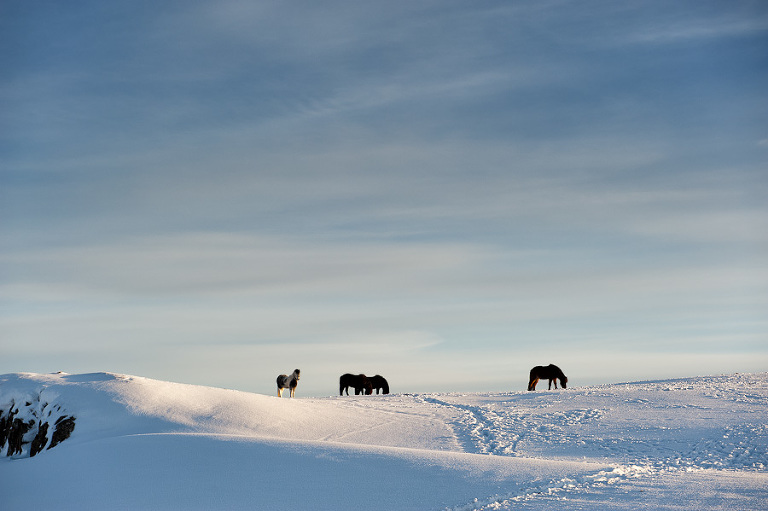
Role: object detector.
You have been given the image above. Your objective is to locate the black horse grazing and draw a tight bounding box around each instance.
[528,364,567,391]
[339,373,373,396]
[368,375,389,394]
[276,369,301,398]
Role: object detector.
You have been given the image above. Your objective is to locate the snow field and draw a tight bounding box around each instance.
[1,371,766,510]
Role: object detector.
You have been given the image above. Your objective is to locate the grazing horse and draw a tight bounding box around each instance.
[528,364,567,391]
[339,373,373,396]
[368,375,390,394]
[276,369,301,398]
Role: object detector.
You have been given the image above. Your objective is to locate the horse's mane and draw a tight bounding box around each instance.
[370,375,389,393]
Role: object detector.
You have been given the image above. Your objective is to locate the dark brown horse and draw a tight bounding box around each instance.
[368,375,389,394]
[339,373,373,396]
[528,364,567,391]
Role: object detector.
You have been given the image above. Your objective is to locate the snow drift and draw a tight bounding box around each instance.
[1,371,766,510]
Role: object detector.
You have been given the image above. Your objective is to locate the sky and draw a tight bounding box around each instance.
[1,0,767,397]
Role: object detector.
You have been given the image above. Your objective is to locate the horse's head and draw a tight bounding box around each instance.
[294,369,301,380]
[561,376,568,389]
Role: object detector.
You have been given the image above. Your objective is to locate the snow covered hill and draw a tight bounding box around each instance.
[1,371,766,510]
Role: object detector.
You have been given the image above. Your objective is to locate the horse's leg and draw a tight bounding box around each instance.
[290,387,295,398]
[548,379,553,390]
[277,387,282,398]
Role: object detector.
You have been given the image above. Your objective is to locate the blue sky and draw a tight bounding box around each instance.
[2,1,767,396]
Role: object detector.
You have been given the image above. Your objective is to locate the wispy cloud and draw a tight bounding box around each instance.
[0,233,491,297]
[627,16,768,44]
[2,0,766,393]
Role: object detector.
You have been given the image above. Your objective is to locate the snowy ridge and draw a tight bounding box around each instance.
[1,371,767,510]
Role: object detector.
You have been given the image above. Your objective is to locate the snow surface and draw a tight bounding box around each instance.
[1,371,766,510]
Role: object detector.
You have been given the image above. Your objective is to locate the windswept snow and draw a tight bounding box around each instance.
[1,372,766,510]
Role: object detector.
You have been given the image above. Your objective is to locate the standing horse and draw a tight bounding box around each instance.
[276,369,301,398]
[368,375,390,394]
[339,373,373,396]
[528,364,567,391]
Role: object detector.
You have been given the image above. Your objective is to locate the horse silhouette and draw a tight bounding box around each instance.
[339,373,373,396]
[276,369,301,398]
[528,364,567,391]
[368,375,389,394]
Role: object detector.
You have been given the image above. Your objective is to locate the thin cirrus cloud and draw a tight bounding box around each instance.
[1,0,766,394]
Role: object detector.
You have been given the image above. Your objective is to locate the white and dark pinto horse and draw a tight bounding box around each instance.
[339,373,373,396]
[368,375,389,394]
[528,364,567,391]
[276,369,301,398]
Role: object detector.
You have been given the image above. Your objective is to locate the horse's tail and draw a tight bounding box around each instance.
[340,374,352,395]
[528,367,539,391]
